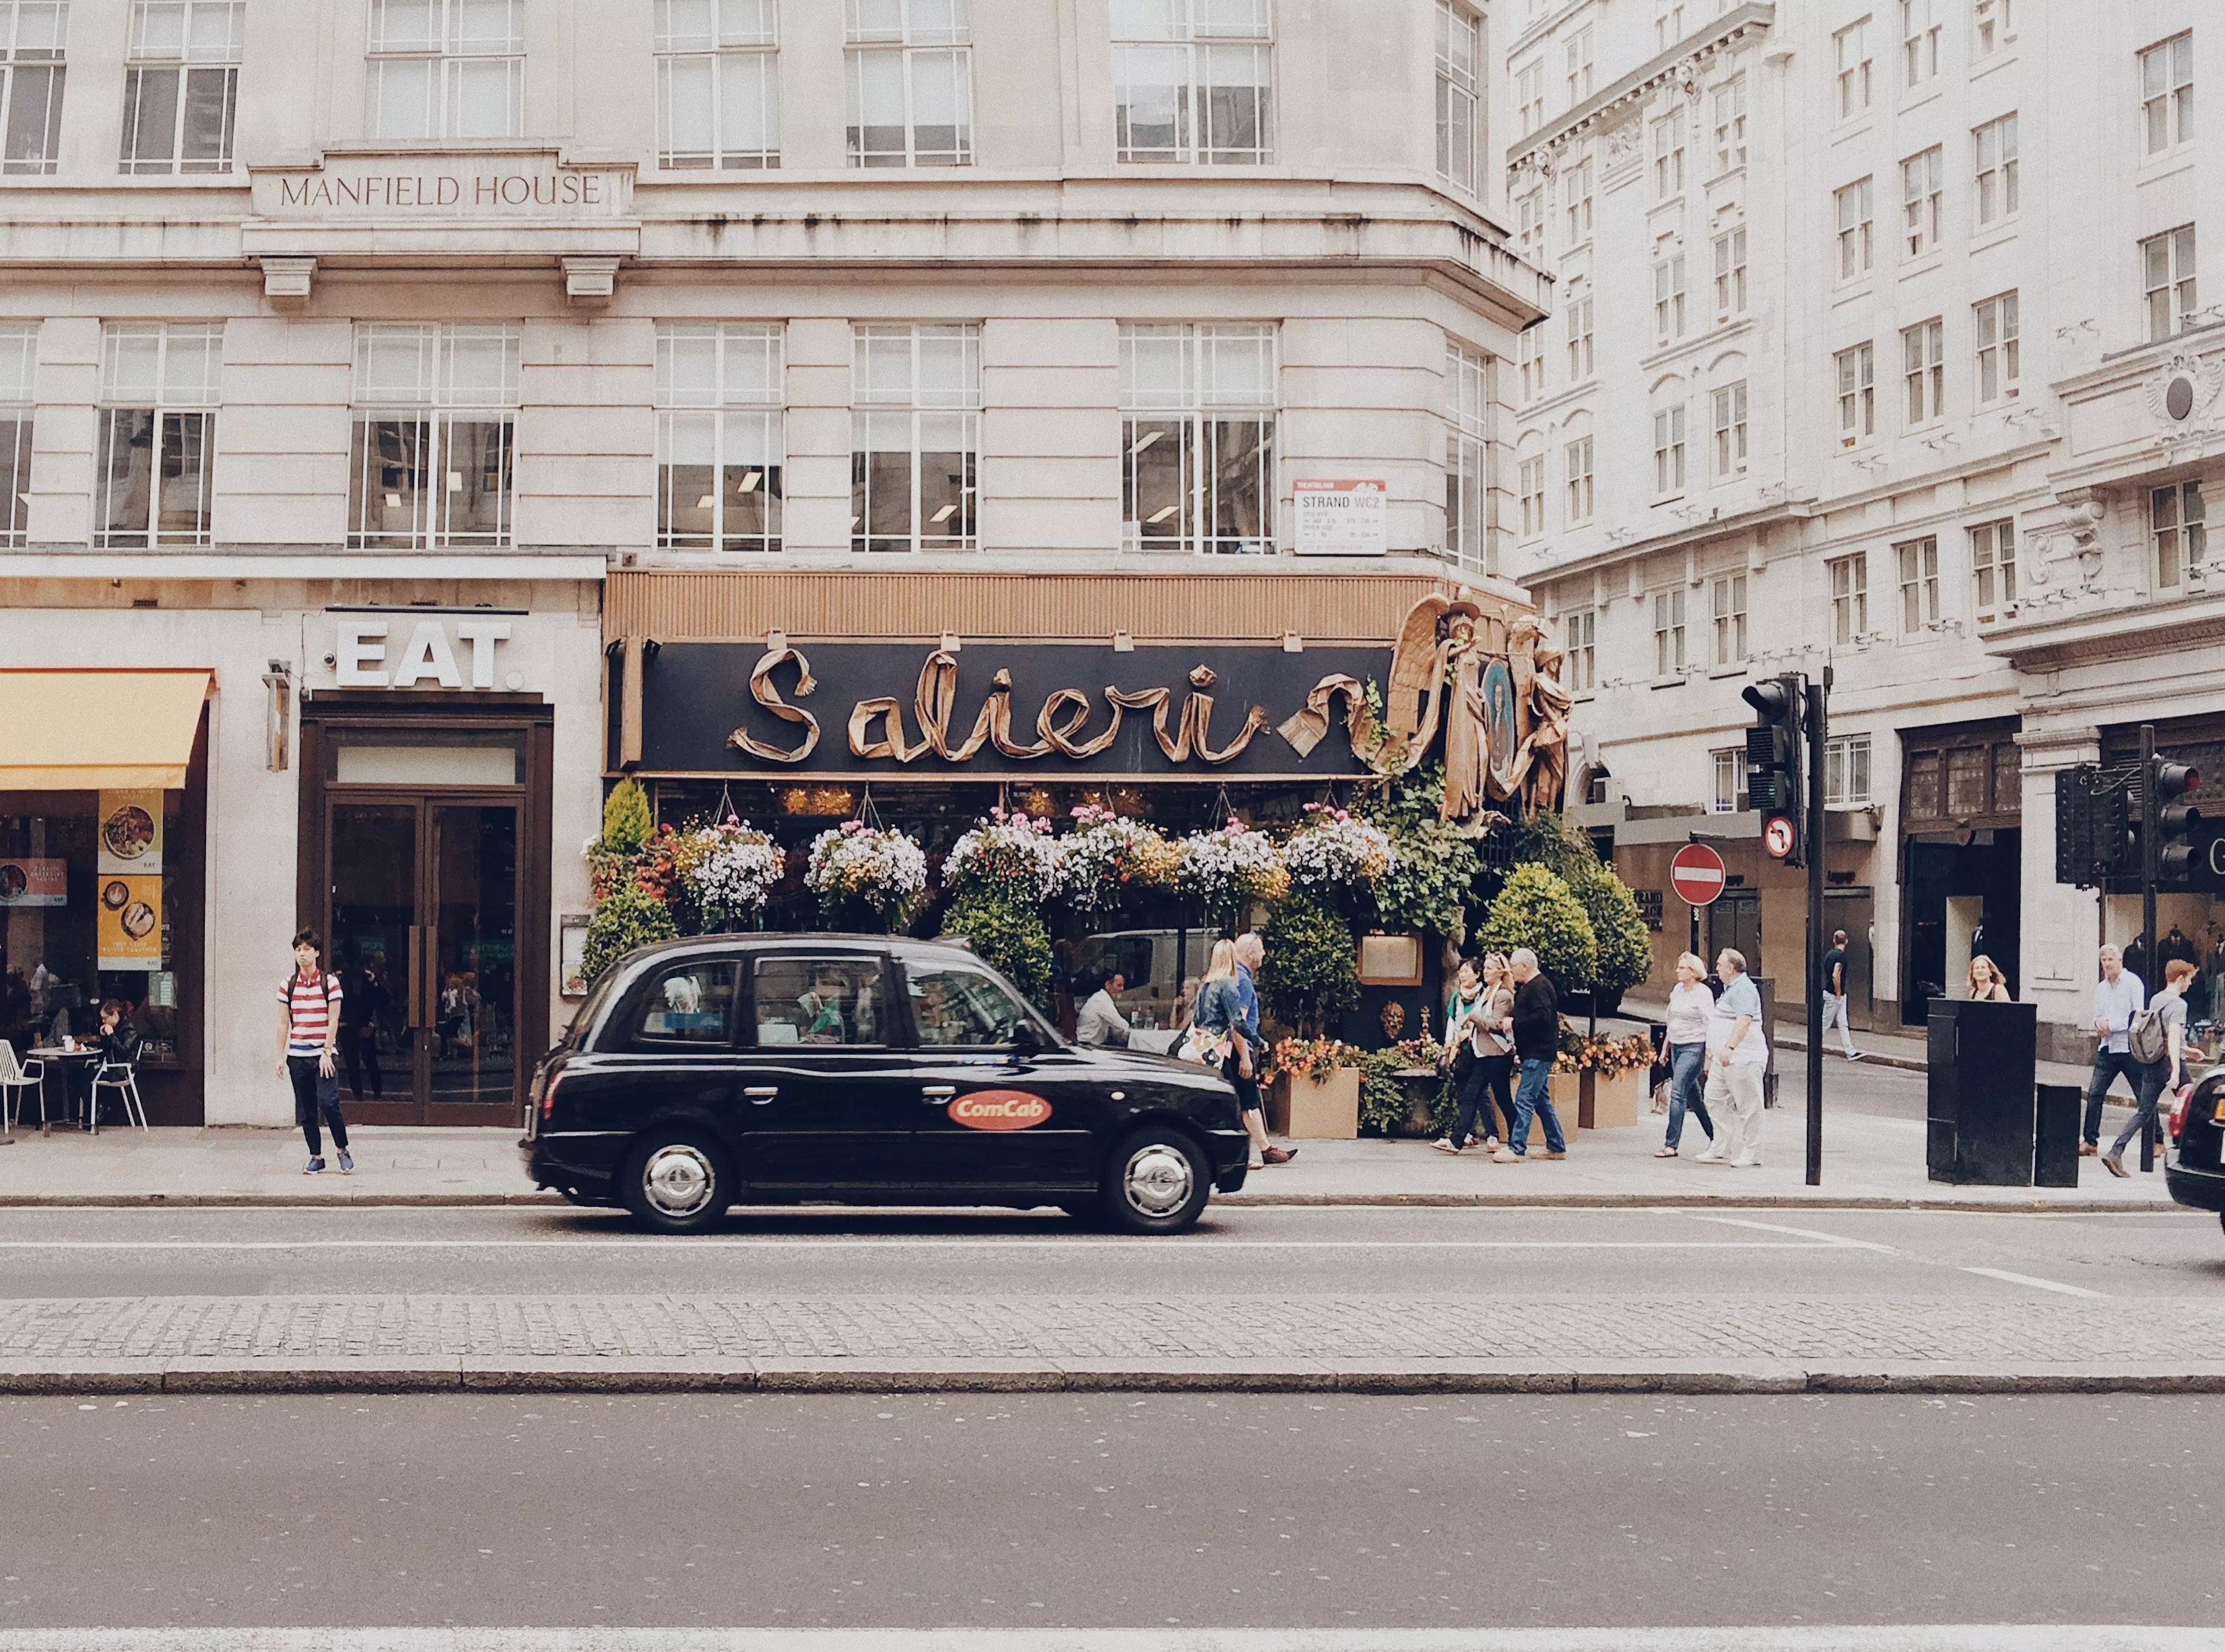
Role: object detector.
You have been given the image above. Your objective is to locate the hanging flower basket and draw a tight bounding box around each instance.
[1054,804,1183,916]
[1177,816,1290,931]
[671,818,785,933]
[805,819,928,932]
[942,807,1061,906]
[1281,803,1397,900]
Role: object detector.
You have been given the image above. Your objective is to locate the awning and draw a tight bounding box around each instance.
[0,669,214,790]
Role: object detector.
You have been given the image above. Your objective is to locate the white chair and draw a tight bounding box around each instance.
[0,1041,43,1130]
[88,1057,147,1131]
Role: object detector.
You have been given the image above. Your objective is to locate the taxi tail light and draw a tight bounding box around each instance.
[537,1069,565,1123]
[2168,1084,2191,1142]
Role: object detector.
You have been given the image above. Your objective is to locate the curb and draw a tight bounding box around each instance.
[5,1358,2225,1397]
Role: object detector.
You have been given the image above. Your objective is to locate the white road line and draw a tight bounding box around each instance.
[0,1237,1848,1252]
[1960,1265,2106,1298]
[1685,1214,1900,1252]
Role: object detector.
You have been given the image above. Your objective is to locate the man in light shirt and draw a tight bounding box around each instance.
[1075,970,1133,1049]
[2081,944,2148,1157]
[1697,948,1769,1168]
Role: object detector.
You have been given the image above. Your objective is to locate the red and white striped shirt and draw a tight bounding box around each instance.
[279,970,342,1056]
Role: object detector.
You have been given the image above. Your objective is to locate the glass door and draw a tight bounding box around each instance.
[428,803,518,1113]
[329,802,418,1121]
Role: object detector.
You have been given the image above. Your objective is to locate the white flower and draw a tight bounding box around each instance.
[1176,817,1289,911]
[1282,804,1397,892]
[943,810,1061,904]
[805,822,929,919]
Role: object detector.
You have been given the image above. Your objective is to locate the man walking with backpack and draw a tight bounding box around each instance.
[2103,956,2193,1177]
[2081,944,2146,1158]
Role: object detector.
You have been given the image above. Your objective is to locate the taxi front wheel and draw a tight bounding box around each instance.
[620,1127,732,1234]
[1100,1126,1211,1235]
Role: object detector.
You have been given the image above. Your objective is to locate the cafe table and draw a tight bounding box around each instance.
[26,1046,104,1133]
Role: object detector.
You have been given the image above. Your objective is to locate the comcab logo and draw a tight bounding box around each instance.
[948,1089,1053,1131]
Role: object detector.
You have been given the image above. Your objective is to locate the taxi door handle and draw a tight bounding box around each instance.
[743,1085,779,1103]
[921,1084,957,1100]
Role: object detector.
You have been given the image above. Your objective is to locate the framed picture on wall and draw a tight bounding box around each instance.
[1356,933,1424,987]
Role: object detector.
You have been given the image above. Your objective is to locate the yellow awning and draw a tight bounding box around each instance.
[0,669,214,791]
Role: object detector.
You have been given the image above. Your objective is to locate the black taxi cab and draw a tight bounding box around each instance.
[522,935,1251,1234]
[2166,1069,2225,1240]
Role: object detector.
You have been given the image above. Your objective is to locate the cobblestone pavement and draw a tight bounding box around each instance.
[5,1293,2225,1366]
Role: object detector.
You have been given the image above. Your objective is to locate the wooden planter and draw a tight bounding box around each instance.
[1545,1071,1586,1135]
[1269,1067,1362,1139]
[1588,1068,1647,1129]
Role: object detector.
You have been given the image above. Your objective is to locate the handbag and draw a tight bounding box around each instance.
[1181,1024,1231,1065]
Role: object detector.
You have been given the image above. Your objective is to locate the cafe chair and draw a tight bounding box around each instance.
[88,1055,148,1132]
[0,1042,43,1130]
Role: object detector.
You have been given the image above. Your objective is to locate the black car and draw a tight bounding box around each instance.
[2166,1068,2225,1238]
[523,935,1251,1234]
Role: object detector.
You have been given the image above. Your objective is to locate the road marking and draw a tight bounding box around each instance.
[0,1237,1851,1252]
[1959,1265,2105,1298]
[1685,1215,1900,1252]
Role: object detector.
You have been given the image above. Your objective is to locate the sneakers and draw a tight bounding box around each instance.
[1539,1148,1567,1160]
[1843,1050,1864,1061]
[1694,1146,1727,1163]
[303,1156,325,1175]
[2078,1142,2099,1157]
[1490,1147,1523,1164]
[2101,1152,2129,1179]
[337,1150,354,1175]
[1727,1154,1761,1168]
[1432,1137,1462,1155]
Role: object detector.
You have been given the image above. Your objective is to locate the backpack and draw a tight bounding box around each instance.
[2127,1004,2171,1065]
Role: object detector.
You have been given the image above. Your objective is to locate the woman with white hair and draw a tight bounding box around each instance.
[1657,951,1717,1158]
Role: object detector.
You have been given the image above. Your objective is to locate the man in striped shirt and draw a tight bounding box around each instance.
[277,927,352,1175]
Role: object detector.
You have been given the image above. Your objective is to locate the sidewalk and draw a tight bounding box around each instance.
[0,1105,2182,1212]
[1617,995,2102,1086]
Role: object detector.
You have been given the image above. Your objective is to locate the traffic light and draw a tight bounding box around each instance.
[2153,756,2201,882]
[1741,674,1806,867]
[2055,764,2137,888]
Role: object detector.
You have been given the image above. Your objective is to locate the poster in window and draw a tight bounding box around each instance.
[0,858,66,906]
[96,789,164,875]
[559,913,591,998]
[98,875,163,970]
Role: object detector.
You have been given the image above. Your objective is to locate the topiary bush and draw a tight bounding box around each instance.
[1256,894,1362,1038]
[1575,863,1653,1000]
[939,894,1053,1010]
[600,777,653,855]
[1475,862,1597,991]
[580,880,677,985]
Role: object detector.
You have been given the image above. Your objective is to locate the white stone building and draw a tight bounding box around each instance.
[0,0,1539,1125]
[1499,0,2222,1060]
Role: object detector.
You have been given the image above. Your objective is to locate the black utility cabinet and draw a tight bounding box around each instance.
[1927,999,2040,1185]
[2034,1082,2083,1188]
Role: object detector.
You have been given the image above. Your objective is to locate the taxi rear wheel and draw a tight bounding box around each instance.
[620,1127,731,1235]
[1100,1126,1210,1235]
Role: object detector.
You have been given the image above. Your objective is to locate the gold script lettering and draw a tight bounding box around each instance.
[728,647,820,764]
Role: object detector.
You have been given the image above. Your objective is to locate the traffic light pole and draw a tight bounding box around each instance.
[1805,669,1830,1187]
[2140,722,2158,1173]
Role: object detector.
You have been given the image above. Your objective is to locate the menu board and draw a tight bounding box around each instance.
[97,874,163,970]
[96,790,164,875]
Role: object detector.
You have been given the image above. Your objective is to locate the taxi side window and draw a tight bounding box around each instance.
[630,962,739,1048]
[906,960,1027,1049]
[754,956,887,1047]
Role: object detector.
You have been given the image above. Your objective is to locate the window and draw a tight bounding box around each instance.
[1972,113,2018,227]
[1712,75,1746,171]
[630,961,739,1047]
[1711,381,1748,479]
[1825,734,1873,806]
[95,322,220,550]
[1121,321,1274,555]
[1837,177,1875,279]
[1713,224,1747,320]
[367,0,521,141]
[855,322,981,554]
[347,323,519,550]
[1902,145,1941,257]
[1564,435,1594,525]
[1828,552,1869,644]
[1562,607,1595,692]
[655,0,779,169]
[2153,480,2205,589]
[2141,32,2193,157]
[1655,0,1685,52]
[1901,0,1939,90]
[1435,1,1478,191]
[0,0,67,174]
[1652,587,1687,679]
[1835,18,1871,120]
[1901,318,1944,426]
[1653,249,1687,344]
[1969,518,2016,616]
[754,954,888,1047]
[2144,225,2198,343]
[0,322,32,548]
[1444,342,1487,569]
[120,0,242,174]
[1564,155,1593,243]
[851,0,972,167]
[1711,748,1750,813]
[1564,24,1593,104]
[1973,290,2018,404]
[1517,455,1546,539]
[1517,321,1546,403]
[1897,536,1940,632]
[1711,571,1747,665]
[1565,288,1595,380]
[1836,342,1875,446]
[1515,57,1543,132]
[1651,106,1685,199]
[656,322,785,553]
[1516,187,1546,261]
[1973,0,2012,57]
[907,955,1030,1048]
[1653,405,1686,496]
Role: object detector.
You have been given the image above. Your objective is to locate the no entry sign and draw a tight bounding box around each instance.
[1670,842,1727,907]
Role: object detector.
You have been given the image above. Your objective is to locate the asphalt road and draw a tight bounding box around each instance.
[1,1203,2220,1301]
[0,1390,2218,1631]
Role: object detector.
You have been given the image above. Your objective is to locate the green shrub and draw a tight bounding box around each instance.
[600,777,653,854]
[940,894,1053,1010]
[1475,863,1597,991]
[1576,863,1653,997]
[580,880,677,985]
[1358,764,1486,938]
[1357,1047,1412,1137]
[1256,895,1361,1038]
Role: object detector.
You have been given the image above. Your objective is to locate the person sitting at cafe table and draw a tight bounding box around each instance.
[69,998,141,1125]
[1075,970,1133,1048]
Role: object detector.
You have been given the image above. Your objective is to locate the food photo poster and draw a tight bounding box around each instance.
[97,874,163,970]
[96,790,164,876]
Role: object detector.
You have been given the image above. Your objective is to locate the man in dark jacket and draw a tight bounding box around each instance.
[1494,947,1568,1162]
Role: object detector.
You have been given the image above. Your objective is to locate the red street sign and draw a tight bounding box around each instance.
[1762,816,1797,860]
[1670,842,1727,906]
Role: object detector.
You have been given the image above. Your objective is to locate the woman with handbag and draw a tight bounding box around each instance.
[1190,939,1290,1170]
[276,927,352,1175]
[1657,951,1717,1158]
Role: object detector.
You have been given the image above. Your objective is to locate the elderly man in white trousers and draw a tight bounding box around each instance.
[1696,948,1768,1168]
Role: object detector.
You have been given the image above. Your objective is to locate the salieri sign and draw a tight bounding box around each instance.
[251,151,634,220]
[334,617,519,691]
[1293,479,1389,556]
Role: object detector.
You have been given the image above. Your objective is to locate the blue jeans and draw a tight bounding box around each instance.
[2083,1049,2148,1146]
[1665,1042,1714,1150]
[1510,1055,1566,1156]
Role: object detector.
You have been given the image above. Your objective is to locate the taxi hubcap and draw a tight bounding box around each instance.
[1123,1143,1193,1217]
[642,1144,716,1218]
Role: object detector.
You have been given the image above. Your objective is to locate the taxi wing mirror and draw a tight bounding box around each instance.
[1009,1020,1043,1061]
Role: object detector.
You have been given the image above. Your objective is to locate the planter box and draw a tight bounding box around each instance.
[1269,1067,1361,1139]
[1588,1069,1646,1129]
[1543,1071,1585,1135]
